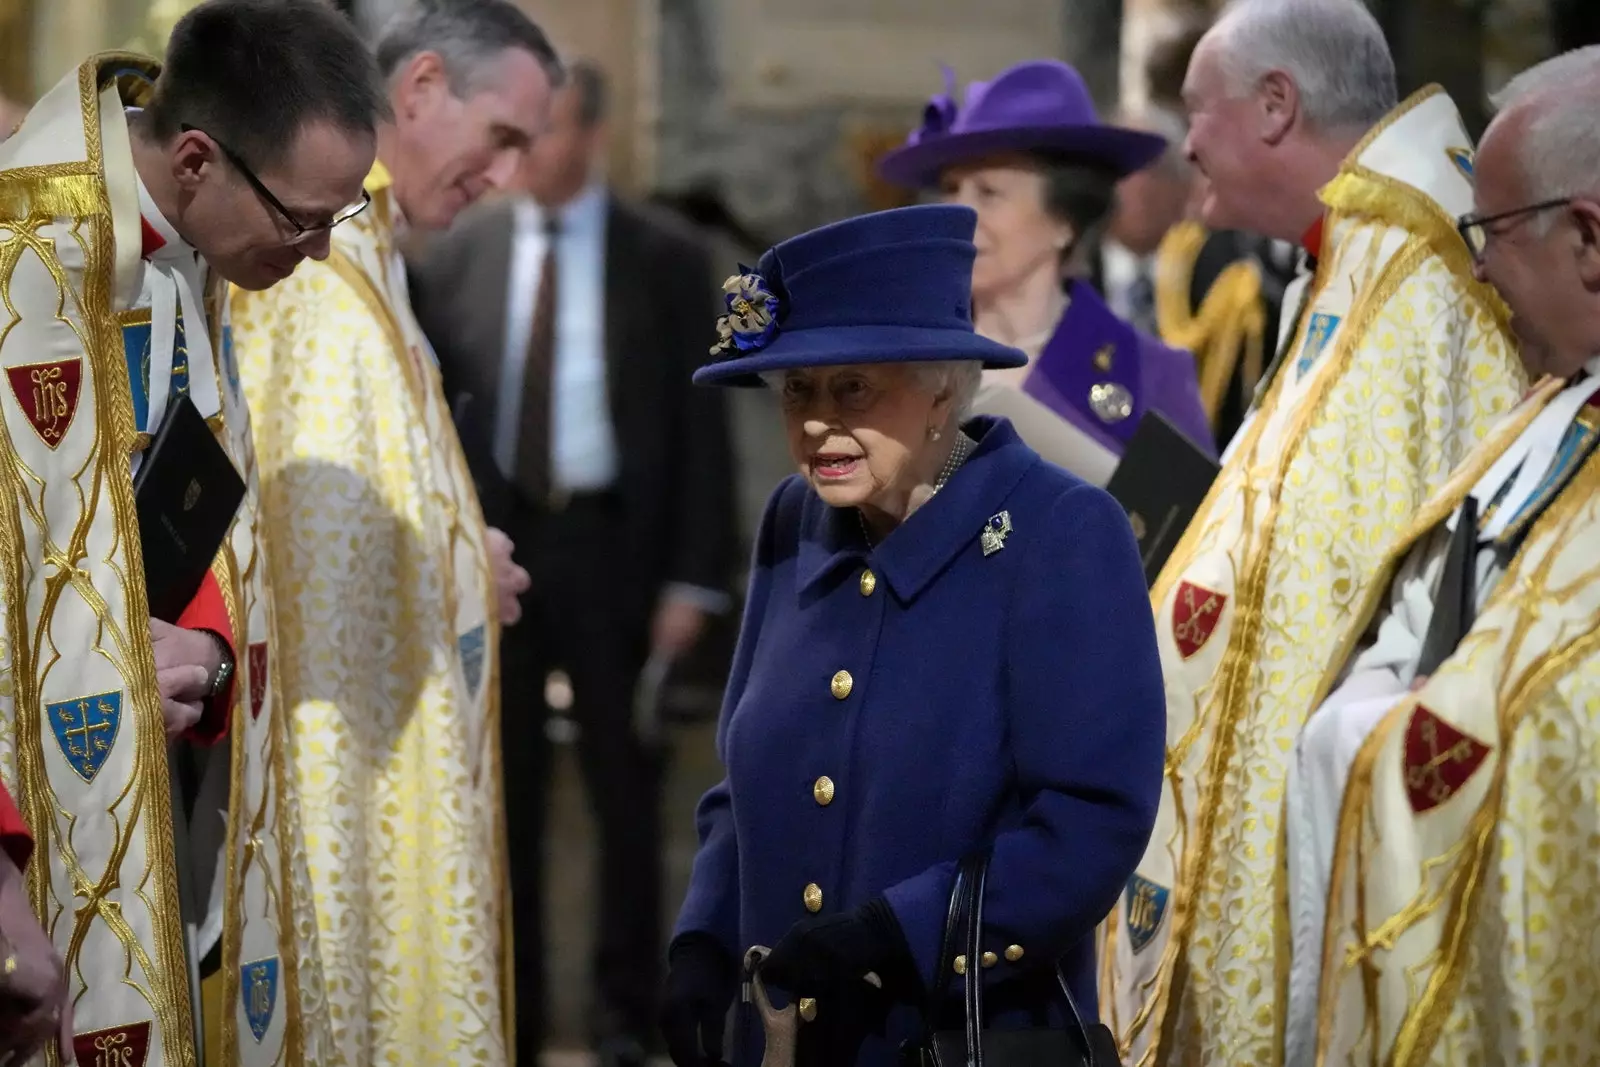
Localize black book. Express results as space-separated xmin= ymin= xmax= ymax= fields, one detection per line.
xmin=1105 ymin=413 xmax=1222 ymax=586
xmin=1415 ymin=496 xmax=1479 ymax=678
xmin=133 ymin=395 xmax=246 ymax=623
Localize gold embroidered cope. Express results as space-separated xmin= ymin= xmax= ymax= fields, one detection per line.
xmin=206 ymin=278 xmax=333 ymax=1064
xmin=1312 ymin=381 xmax=1600 ymax=1065
xmin=230 ymin=162 xmax=511 ymax=1066
xmin=1101 ymin=87 xmax=1527 ymax=1067
xmin=0 ymin=54 xmax=328 ymax=1066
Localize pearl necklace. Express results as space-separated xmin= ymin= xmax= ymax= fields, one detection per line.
xmin=857 ymin=430 xmax=976 ymax=547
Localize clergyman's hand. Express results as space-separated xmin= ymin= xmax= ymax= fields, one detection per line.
xmin=486 ymin=527 xmax=531 ymax=625
xmin=150 ymin=618 xmax=220 ymax=740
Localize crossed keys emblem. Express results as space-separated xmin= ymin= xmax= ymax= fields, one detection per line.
xmin=1171 ymin=581 xmax=1227 ymax=660
xmin=1402 ymin=705 xmax=1490 ymax=814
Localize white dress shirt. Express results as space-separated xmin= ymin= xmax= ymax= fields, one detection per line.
xmin=492 ymin=185 xmax=619 ymax=492
xmin=1281 ymin=356 xmax=1600 ymax=1065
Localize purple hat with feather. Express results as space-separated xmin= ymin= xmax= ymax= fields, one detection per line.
xmin=877 ymin=60 xmax=1169 ymax=189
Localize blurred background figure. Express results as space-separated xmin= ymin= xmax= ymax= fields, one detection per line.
xmin=877 ymin=59 xmax=1214 ymax=486
xmin=409 ymin=58 xmax=738 ymax=1067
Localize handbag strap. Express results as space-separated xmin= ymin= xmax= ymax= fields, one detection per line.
xmin=953 ymin=848 xmax=1100 ymax=1067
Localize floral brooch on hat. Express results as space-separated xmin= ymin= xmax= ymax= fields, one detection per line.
xmin=710 ymin=269 xmax=781 ymax=356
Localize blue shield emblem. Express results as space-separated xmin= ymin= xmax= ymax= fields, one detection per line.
xmin=1296 ymin=312 xmax=1341 ymax=380
xmin=120 ymin=307 xmax=192 ymax=434
xmin=1446 ymin=146 xmax=1475 ymax=181
xmin=48 ymin=691 xmax=123 ymax=783
xmin=121 ymin=319 xmax=153 ymax=432
xmin=1124 ymin=874 xmax=1170 ymax=955
xmin=241 ymin=956 xmax=279 ymax=1042
xmin=170 ymin=306 xmax=192 ymax=401
xmin=459 ymin=625 xmax=486 ymax=698
xmin=221 ymin=325 xmax=242 ymax=402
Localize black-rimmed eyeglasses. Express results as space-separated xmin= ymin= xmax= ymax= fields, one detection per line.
xmin=182 ymin=124 xmax=370 ymax=246
xmin=1457 ymin=198 xmax=1573 ymax=263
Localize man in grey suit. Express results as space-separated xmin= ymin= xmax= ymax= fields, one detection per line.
xmin=408 ymin=61 xmax=737 ymax=1067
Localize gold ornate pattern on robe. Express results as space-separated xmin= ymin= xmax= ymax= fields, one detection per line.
xmin=230 ymin=163 xmax=510 ymax=1067
xmin=1315 ymin=402 xmax=1600 ymax=1066
xmin=0 ymin=54 xmax=194 ymax=1066
xmin=1102 ymin=86 xmax=1526 ymax=1067
xmin=203 ymin=281 xmax=333 ymax=1065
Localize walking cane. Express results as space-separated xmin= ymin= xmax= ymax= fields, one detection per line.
xmin=743 ymin=946 xmax=883 ymax=1067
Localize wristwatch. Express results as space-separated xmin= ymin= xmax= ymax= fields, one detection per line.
xmin=206 ymin=631 xmax=236 ymax=699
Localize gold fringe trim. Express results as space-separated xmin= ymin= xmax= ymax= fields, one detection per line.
xmin=1154 ymin=221 xmax=1267 ymax=427
xmin=0 ymin=170 xmax=103 ymax=222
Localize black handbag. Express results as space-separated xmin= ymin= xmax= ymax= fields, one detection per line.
xmin=905 ymin=850 xmax=1123 ymax=1067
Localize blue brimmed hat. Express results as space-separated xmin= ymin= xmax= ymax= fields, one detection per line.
xmin=692 ymin=204 xmax=1027 ymax=388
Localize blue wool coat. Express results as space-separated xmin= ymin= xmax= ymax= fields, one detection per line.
xmin=675 ymin=416 xmax=1165 ymax=1064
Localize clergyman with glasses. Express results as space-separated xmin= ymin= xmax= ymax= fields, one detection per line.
xmin=0 ymin=0 xmax=384 ymax=1062
xmin=1103 ymin=0 xmax=1528 ymax=1062
xmin=227 ymin=1 xmax=560 ymax=1062
xmin=1291 ymin=44 xmax=1600 ymax=1065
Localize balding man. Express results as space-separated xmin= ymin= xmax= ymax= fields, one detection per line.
xmin=1297 ymin=46 xmax=1600 ymax=1065
xmin=1103 ymin=1 xmax=1526 ymax=1062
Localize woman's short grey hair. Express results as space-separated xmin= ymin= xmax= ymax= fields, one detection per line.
xmin=760 ymin=361 xmax=983 ymax=423
xmin=376 ymin=0 xmax=564 ymax=98
xmin=914 ymin=361 xmax=984 ymax=424
xmin=1210 ymin=0 xmax=1397 ymax=133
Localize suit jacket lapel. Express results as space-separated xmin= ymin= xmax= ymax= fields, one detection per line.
xmin=481 ymin=202 xmax=518 ymax=392
xmin=604 ymin=197 xmax=635 ymax=397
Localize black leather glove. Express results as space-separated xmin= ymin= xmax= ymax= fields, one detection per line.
xmin=759 ymin=897 xmax=922 ymax=1004
xmin=660 ymin=932 xmax=738 ymax=1067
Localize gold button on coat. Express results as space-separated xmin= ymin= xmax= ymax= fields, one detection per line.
xmin=1005 ymin=944 xmax=1024 ymax=962
xmin=803 ymin=883 xmax=823 ymax=913
xmin=859 ymin=569 xmax=877 ymax=596
xmin=813 ymin=776 xmax=835 ymax=806
xmin=830 ymin=670 xmax=853 ymax=699
xmin=952 ymin=955 xmax=967 ymax=975
xmin=799 ymin=997 xmax=817 ymax=1022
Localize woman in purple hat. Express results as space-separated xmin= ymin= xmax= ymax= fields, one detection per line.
xmin=660 ymin=203 xmax=1163 ymax=1067
xmin=878 ymin=60 xmax=1215 ymax=481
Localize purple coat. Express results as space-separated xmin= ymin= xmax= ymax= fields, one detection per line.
xmin=1023 ymin=281 xmax=1214 ymax=458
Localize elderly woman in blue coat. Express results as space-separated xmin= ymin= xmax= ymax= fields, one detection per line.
xmin=660 ymin=204 xmax=1166 ymax=1067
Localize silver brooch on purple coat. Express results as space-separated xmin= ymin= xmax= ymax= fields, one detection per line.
xmin=981 ymin=511 xmax=1012 ymax=557
xmin=1089 ymin=382 xmax=1134 ymax=424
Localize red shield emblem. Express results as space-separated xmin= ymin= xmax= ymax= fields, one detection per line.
xmin=1171 ymin=581 xmax=1227 ymax=660
xmin=248 ymin=641 xmax=269 ymax=721
xmin=1403 ymin=705 xmax=1490 ymax=814
xmin=75 ymin=1020 xmax=152 ymax=1067
xmin=6 ymin=357 xmax=83 ymax=449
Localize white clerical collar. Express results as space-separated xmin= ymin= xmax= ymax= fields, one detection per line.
xmin=132 ymin=171 xmax=195 ymax=265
